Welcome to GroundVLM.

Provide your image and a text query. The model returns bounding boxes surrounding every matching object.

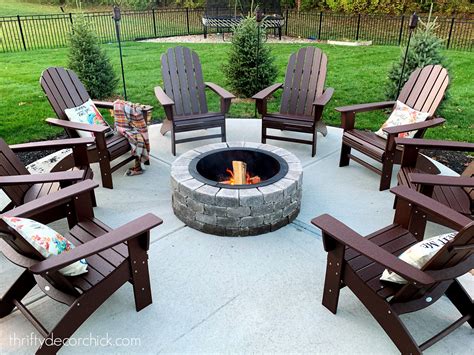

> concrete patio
[1,119,473,354]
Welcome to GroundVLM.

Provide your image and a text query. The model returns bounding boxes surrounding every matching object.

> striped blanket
[113,100,150,164]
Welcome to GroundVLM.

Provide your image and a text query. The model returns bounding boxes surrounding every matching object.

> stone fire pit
[171,142,303,236]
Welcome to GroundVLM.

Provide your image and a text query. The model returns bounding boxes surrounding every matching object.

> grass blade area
[0,41,472,144]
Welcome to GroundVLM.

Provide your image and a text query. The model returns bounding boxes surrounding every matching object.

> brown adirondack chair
[155,46,235,156]
[337,64,449,191]
[40,67,152,189]
[311,186,474,354]
[253,47,334,157]
[397,138,474,218]
[0,137,94,223]
[0,180,163,354]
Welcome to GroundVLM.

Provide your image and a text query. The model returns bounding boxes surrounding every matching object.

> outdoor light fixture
[113,5,128,100]
[397,12,419,96]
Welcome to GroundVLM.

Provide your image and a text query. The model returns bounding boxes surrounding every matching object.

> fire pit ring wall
[171,142,303,237]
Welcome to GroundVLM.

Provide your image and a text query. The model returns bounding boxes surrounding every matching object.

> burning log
[222,160,261,185]
[232,161,247,185]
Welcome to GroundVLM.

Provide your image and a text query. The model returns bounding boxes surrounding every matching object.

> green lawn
[0,41,472,145]
[0,0,109,16]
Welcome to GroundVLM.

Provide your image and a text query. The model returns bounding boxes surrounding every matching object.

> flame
[221,166,261,185]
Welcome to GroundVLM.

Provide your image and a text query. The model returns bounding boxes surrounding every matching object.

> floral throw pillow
[1,216,88,276]
[64,99,113,139]
[375,100,430,139]
[380,232,456,284]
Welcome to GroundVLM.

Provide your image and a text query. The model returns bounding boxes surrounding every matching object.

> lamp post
[397,12,418,96]
[255,8,263,117]
[113,6,127,100]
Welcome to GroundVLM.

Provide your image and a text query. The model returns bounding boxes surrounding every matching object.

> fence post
[186,8,190,35]
[152,9,157,37]
[446,17,455,49]
[17,15,27,51]
[285,8,289,36]
[398,15,404,45]
[318,12,323,40]
[356,13,361,40]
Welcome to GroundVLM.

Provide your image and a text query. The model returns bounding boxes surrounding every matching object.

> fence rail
[0,8,472,53]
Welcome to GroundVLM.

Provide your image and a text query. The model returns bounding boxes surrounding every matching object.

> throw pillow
[1,216,88,276]
[380,232,456,284]
[375,100,430,139]
[64,99,113,138]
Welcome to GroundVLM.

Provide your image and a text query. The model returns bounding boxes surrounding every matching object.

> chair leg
[221,121,227,142]
[446,279,474,328]
[171,127,176,156]
[0,270,36,318]
[97,151,113,189]
[90,190,97,208]
[322,245,344,314]
[127,238,153,311]
[312,131,317,157]
[379,158,394,191]
[261,122,267,144]
[339,142,351,167]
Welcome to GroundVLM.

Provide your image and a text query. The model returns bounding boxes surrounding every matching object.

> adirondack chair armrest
[205,82,235,114]
[335,101,396,114]
[313,87,334,107]
[383,117,445,135]
[311,214,436,285]
[154,86,174,106]
[46,118,110,134]
[92,100,114,110]
[1,180,98,219]
[252,83,283,100]
[390,186,472,230]
[205,82,235,100]
[409,173,474,187]
[28,213,163,275]
[0,170,85,186]
[10,137,95,152]
[395,138,474,152]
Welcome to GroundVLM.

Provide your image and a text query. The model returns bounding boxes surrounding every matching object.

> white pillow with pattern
[375,100,430,139]
[2,216,88,276]
[380,232,456,284]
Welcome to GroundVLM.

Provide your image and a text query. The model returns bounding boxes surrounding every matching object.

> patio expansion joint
[302,149,340,169]
[158,293,241,352]
[291,219,322,239]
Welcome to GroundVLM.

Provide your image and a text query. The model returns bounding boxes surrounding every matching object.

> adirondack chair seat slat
[338,65,449,190]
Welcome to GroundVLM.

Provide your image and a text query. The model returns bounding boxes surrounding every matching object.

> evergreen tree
[385,13,448,100]
[223,16,278,98]
[68,16,118,99]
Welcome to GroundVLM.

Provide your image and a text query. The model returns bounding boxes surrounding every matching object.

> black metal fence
[0,8,472,53]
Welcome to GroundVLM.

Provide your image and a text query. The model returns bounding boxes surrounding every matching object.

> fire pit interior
[171,142,303,237]
[190,148,289,188]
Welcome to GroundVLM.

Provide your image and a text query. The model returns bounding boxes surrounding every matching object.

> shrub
[67,16,118,99]
[385,13,448,100]
[223,16,278,98]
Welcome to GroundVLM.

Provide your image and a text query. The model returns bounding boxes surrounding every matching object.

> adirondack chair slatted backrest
[398,64,449,116]
[280,47,327,117]
[161,47,208,117]
[40,67,91,137]
[0,139,31,206]
[393,222,474,303]
[461,162,474,203]
[0,218,82,295]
